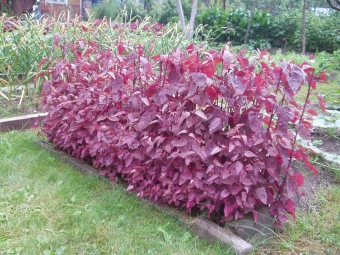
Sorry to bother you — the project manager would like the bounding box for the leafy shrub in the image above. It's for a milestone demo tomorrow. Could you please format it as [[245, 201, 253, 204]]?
[[227, 8, 273, 48], [151, 0, 191, 25], [91, 0, 147, 21], [316, 50, 340, 71], [195, 7, 230, 42], [196, 8, 273, 49], [305, 12, 340, 53], [269, 9, 301, 51], [91, 0, 121, 20], [41, 36, 323, 225]]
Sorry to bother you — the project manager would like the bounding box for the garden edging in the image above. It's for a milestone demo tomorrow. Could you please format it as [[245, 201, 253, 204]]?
[[0, 112, 47, 132]]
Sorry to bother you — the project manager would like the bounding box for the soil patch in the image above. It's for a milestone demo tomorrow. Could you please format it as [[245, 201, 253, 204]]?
[[293, 127, 340, 211], [293, 160, 338, 211], [311, 128, 340, 155], [0, 97, 39, 119]]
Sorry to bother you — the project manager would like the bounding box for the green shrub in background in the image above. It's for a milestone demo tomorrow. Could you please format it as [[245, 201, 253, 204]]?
[[227, 8, 273, 48], [305, 12, 340, 53], [196, 7, 340, 53], [195, 7, 229, 42], [91, 0, 121, 20], [270, 9, 301, 51], [91, 0, 147, 21], [151, 0, 191, 25], [196, 8, 273, 49], [316, 50, 340, 71]]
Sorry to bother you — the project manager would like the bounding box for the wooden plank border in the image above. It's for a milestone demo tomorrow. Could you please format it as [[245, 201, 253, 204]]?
[[0, 113, 48, 132]]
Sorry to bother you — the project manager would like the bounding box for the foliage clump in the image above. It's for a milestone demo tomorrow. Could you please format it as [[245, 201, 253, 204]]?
[[41, 35, 323, 225]]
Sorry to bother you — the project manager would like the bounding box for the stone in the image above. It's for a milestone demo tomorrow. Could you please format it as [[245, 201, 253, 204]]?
[[192, 218, 253, 255], [0, 113, 47, 132]]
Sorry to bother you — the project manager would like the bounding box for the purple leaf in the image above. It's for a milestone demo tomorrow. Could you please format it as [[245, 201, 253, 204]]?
[[297, 123, 311, 140], [248, 111, 262, 133], [211, 146, 222, 155], [286, 64, 304, 94], [244, 151, 256, 157], [195, 110, 207, 120], [255, 187, 267, 205], [209, 117, 222, 134]]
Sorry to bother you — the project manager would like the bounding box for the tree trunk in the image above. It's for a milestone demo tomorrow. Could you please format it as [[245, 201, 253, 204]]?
[[326, 0, 340, 11], [176, 0, 186, 33], [301, 0, 306, 54], [244, 0, 256, 45], [175, 0, 198, 39], [187, 0, 198, 39], [222, 0, 227, 10]]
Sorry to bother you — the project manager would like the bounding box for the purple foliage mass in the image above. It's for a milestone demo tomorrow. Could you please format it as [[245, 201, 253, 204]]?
[[41, 38, 323, 225]]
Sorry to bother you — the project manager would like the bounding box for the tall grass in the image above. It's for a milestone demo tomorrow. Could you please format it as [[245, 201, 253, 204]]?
[[0, 11, 205, 109]]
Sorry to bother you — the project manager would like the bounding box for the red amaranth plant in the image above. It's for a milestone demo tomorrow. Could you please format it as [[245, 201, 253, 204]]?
[[41, 39, 323, 225]]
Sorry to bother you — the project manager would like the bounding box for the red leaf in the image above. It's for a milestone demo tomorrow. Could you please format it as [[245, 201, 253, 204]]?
[[81, 62, 91, 72], [291, 172, 304, 187], [268, 146, 279, 157], [84, 48, 94, 57], [36, 71, 45, 79], [317, 95, 326, 113], [181, 171, 193, 180], [127, 185, 134, 191], [38, 57, 48, 68], [319, 72, 327, 82], [254, 75, 265, 87], [310, 79, 317, 90], [230, 161, 243, 175], [116, 43, 123, 54], [303, 157, 318, 176], [307, 109, 318, 116], [186, 44, 195, 54], [248, 111, 262, 133], [231, 75, 247, 95], [285, 199, 296, 220], [205, 85, 220, 101], [54, 33, 61, 46]]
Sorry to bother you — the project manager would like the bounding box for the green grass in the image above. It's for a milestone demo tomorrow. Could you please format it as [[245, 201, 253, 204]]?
[[0, 130, 233, 255], [255, 185, 340, 255]]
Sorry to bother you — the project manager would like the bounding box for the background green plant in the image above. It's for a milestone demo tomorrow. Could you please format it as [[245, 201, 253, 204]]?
[[196, 7, 340, 52], [195, 7, 230, 42], [0, 11, 203, 109]]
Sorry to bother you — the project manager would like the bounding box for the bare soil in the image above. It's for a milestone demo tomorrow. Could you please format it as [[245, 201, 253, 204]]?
[[295, 129, 340, 211], [311, 128, 340, 155]]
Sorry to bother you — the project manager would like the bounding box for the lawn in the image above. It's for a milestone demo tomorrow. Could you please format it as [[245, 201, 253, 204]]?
[[0, 130, 233, 255]]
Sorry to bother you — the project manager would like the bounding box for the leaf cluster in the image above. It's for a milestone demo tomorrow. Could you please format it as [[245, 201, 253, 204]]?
[[41, 38, 323, 225]]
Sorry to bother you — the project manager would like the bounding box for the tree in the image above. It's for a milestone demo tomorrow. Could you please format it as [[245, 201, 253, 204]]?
[[176, 0, 198, 39], [244, 0, 257, 44], [326, 0, 340, 11], [302, 0, 307, 54]]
